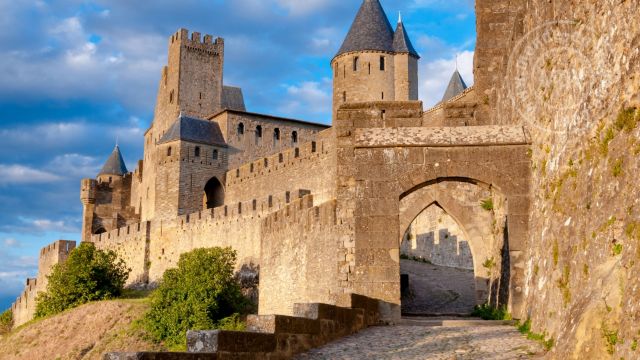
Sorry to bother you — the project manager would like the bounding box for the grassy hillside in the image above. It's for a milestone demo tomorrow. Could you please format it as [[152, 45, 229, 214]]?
[[0, 299, 165, 360]]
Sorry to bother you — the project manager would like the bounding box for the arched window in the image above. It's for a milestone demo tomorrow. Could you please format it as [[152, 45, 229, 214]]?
[[203, 177, 225, 209], [292, 131, 298, 144], [213, 149, 219, 160], [380, 56, 385, 71], [237, 122, 245, 136], [273, 128, 280, 145], [353, 57, 359, 71], [167, 147, 172, 156], [194, 146, 200, 157]]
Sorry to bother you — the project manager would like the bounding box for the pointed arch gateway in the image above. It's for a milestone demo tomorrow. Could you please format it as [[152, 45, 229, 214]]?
[[203, 177, 225, 209]]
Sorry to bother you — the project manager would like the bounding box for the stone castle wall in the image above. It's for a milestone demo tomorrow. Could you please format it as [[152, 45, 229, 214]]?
[[224, 129, 337, 205], [491, 1, 640, 358], [259, 197, 341, 316], [11, 240, 76, 327]]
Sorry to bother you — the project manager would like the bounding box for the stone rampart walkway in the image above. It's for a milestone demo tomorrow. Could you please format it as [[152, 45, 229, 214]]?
[[295, 319, 544, 360]]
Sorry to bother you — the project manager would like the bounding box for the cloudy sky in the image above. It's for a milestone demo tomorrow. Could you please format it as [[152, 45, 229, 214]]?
[[0, 0, 475, 310]]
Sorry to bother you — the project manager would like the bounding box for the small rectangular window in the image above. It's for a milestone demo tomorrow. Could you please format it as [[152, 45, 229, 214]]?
[[380, 56, 385, 71]]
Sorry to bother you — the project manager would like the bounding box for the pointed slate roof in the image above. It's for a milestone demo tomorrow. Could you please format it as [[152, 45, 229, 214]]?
[[221, 86, 246, 112], [158, 114, 227, 147], [441, 70, 468, 102], [335, 0, 395, 58], [393, 20, 419, 58], [98, 145, 128, 176]]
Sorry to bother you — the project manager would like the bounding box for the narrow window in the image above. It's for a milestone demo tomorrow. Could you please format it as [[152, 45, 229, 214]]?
[[292, 131, 298, 144], [273, 128, 280, 145], [343, 65, 346, 78], [194, 146, 200, 157], [255, 125, 262, 144], [382, 92, 384, 100], [343, 91, 346, 102], [353, 57, 359, 71], [213, 149, 219, 160], [237, 122, 244, 135], [368, 63, 371, 75], [169, 90, 174, 104], [167, 147, 172, 156], [380, 56, 385, 71]]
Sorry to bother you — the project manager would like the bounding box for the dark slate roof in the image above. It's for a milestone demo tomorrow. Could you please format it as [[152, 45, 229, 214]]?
[[335, 0, 395, 58], [158, 115, 227, 146], [393, 21, 419, 58], [441, 70, 468, 102], [98, 145, 128, 176], [221, 86, 246, 112]]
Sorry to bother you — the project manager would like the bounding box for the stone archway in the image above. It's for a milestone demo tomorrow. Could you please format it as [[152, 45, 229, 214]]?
[[398, 178, 510, 314], [203, 177, 225, 209]]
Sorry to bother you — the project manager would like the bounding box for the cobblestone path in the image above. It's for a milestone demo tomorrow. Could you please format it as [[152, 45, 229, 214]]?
[[401, 260, 476, 315], [296, 321, 544, 360]]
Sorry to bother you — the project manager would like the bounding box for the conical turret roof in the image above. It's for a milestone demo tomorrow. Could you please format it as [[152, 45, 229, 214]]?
[[393, 19, 419, 58], [441, 70, 468, 102], [98, 145, 128, 177], [335, 0, 395, 58]]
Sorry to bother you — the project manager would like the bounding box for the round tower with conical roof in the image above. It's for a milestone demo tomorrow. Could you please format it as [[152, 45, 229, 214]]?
[[332, 0, 420, 117]]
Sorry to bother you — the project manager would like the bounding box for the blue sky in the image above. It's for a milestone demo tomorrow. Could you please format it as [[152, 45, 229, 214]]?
[[0, 0, 476, 310]]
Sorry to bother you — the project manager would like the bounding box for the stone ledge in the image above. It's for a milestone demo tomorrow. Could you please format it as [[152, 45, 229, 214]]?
[[246, 315, 321, 334], [354, 126, 530, 148]]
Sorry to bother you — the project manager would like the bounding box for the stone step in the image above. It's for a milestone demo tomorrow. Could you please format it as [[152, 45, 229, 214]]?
[[187, 330, 276, 353], [246, 314, 321, 334], [400, 317, 517, 327], [104, 353, 217, 360]]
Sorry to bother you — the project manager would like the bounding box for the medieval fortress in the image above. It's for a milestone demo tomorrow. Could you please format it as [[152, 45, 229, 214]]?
[[10, 1, 640, 357]]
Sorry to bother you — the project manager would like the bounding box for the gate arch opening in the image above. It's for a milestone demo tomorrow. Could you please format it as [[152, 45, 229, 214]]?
[[203, 177, 225, 209]]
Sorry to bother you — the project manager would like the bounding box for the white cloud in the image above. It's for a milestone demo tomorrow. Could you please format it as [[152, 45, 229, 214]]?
[[31, 219, 78, 233], [419, 50, 474, 108], [46, 154, 101, 179], [278, 79, 332, 120], [3, 238, 18, 247], [0, 165, 62, 185]]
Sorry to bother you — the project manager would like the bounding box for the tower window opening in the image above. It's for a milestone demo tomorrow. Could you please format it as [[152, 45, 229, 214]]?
[[213, 149, 219, 160], [382, 92, 384, 100], [199, 92, 203, 100], [167, 147, 172, 156], [343, 91, 347, 102], [368, 63, 371, 75], [274, 128, 280, 145], [353, 57, 359, 71], [195, 146, 200, 157], [237, 122, 244, 136], [292, 131, 298, 144], [169, 90, 174, 104], [255, 125, 262, 144], [380, 56, 385, 71]]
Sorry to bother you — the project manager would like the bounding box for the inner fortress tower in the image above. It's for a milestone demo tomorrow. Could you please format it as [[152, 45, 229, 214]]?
[[332, 0, 420, 117]]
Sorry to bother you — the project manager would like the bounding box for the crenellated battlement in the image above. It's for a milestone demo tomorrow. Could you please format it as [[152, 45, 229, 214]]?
[[170, 28, 223, 55], [226, 138, 332, 186], [90, 221, 151, 245], [39, 240, 75, 258]]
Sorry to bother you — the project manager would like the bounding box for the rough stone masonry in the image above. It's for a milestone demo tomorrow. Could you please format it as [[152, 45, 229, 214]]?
[[9, 0, 639, 358]]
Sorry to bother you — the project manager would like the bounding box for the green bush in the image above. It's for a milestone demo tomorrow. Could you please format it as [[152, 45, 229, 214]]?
[[35, 242, 130, 318], [0, 309, 12, 335], [143, 247, 249, 350], [480, 198, 494, 211], [471, 304, 512, 320]]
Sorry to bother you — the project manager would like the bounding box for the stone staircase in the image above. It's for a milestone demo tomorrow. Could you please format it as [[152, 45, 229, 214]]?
[[104, 295, 380, 360]]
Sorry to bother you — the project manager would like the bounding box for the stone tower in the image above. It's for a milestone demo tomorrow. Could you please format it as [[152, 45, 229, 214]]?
[[140, 29, 225, 221], [332, 0, 420, 117]]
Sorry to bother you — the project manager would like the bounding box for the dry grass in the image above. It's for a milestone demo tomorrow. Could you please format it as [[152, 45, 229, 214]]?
[[0, 299, 165, 360]]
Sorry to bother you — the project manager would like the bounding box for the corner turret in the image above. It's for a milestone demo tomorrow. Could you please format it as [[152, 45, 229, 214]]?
[[97, 145, 129, 183]]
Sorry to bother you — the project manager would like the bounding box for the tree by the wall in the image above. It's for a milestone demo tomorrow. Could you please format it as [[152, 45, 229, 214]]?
[[0, 309, 12, 335], [144, 247, 248, 350], [35, 243, 130, 318]]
